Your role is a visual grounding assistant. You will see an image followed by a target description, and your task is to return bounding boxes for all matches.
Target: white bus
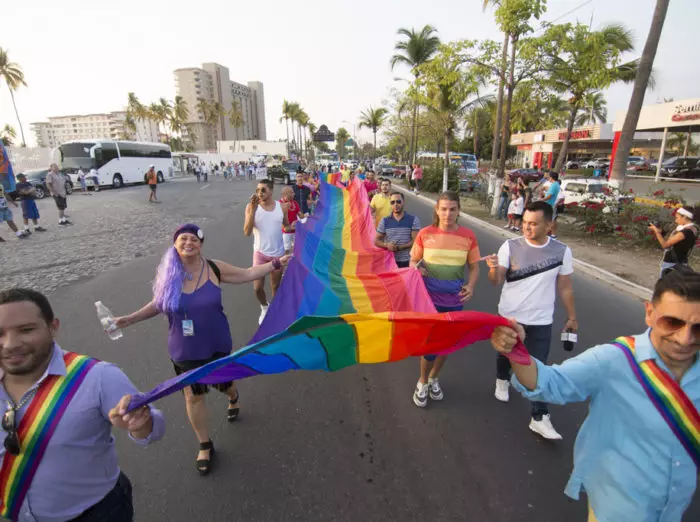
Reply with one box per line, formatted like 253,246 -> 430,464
58,140 -> 173,188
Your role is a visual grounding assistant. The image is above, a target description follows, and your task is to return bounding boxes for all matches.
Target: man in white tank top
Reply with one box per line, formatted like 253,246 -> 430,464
244,179 -> 289,324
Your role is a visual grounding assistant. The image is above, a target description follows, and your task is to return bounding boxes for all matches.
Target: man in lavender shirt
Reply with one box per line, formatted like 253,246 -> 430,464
0,288 -> 166,522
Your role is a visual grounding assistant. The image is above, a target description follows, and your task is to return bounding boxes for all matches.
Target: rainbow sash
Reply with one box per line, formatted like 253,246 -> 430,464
611,336 -> 700,467
0,352 -> 98,520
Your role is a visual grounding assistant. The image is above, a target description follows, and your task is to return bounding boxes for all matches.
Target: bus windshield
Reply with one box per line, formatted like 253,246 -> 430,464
59,143 -> 96,170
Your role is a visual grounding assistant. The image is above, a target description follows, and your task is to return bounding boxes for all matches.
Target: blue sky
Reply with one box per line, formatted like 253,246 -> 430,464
1,0 -> 697,146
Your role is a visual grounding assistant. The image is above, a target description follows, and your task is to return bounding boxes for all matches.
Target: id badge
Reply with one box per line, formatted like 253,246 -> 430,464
182,319 -> 195,337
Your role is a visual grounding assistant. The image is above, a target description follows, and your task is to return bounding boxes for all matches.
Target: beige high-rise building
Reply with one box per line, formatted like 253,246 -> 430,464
174,62 -> 266,152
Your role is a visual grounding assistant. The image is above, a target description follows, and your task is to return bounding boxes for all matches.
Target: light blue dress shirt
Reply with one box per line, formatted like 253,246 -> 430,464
0,344 -> 165,522
512,331 -> 699,522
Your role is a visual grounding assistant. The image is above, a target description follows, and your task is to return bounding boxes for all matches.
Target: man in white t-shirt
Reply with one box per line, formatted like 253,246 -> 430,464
485,200 -> 578,440
243,179 -> 289,324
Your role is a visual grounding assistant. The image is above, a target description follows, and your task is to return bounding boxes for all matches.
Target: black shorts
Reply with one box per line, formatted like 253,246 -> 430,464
396,260 -> 410,268
53,196 -> 67,210
149,184 -> 157,192
172,352 -> 233,395
513,213 -> 522,220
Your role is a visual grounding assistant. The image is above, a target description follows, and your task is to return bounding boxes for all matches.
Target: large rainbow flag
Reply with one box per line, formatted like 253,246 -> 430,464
129,178 -> 528,410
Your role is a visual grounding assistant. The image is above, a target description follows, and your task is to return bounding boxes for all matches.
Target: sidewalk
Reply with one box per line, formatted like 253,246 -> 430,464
395,186 -> 659,301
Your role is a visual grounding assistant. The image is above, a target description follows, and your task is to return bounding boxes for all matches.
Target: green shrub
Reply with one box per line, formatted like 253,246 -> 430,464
421,164 -> 460,193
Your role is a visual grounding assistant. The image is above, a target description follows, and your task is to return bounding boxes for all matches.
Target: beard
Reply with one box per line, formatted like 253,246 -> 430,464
0,337 -> 54,376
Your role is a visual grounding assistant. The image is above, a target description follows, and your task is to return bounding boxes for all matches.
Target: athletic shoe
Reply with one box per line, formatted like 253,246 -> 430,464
23,229 -> 32,235
529,414 -> 562,440
258,304 -> 269,325
503,224 -> 511,229
428,378 -> 444,401
413,381 -> 429,408
17,231 -> 28,239
35,226 -> 47,232
495,379 -> 510,402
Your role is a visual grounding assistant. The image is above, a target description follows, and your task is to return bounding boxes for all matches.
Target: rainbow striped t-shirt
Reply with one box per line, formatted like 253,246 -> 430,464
410,225 -> 481,308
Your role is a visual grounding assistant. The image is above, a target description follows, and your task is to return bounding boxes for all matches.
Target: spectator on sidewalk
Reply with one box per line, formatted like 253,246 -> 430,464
650,206 -> 698,277
497,176 -> 510,220
486,200 -> 577,440
15,173 -> 47,233
45,164 -> 71,225
542,172 -> 561,238
375,192 -> 420,268
412,163 -> 423,194
505,190 -> 524,232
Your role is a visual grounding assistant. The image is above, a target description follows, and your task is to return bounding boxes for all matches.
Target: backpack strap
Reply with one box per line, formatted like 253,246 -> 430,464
207,259 -> 221,283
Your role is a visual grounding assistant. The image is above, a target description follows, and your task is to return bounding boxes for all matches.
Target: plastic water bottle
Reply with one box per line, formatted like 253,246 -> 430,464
95,301 -> 123,340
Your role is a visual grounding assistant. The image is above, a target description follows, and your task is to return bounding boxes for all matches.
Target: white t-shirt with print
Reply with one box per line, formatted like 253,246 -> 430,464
497,237 -> 573,325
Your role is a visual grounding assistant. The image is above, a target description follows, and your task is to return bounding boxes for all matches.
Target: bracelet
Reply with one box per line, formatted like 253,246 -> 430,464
272,258 -> 282,271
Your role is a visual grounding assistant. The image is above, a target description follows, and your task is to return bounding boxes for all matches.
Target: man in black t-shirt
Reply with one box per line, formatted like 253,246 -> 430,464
649,206 -> 697,277
292,176 -> 312,214
15,173 -> 47,234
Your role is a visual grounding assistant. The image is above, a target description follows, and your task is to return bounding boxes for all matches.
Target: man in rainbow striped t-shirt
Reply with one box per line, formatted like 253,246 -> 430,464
488,266 -> 700,522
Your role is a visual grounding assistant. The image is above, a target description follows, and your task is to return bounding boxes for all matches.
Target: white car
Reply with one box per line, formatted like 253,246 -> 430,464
584,158 -> 610,169
557,178 -> 631,213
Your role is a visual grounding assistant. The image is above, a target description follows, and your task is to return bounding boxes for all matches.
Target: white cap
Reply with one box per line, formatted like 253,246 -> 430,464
149,164 -> 155,168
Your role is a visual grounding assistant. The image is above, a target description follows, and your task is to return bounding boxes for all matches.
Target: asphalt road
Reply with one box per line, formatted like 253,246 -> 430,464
42,177 -> 698,521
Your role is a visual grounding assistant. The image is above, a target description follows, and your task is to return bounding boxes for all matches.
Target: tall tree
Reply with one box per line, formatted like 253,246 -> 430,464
390,25 -> 441,164
209,101 -> 224,140
123,113 -> 137,140
0,48 -> 27,146
535,22 -> 638,171
610,0 -> 670,185
358,106 -> 389,159
1,124 -> 16,146
280,100 -> 293,156
228,100 -> 244,152
158,97 -> 173,140
335,127 -> 350,160
575,92 -> 608,125
170,95 -> 189,139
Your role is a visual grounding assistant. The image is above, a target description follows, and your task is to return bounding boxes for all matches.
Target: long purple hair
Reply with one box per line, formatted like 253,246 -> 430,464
152,246 -> 186,313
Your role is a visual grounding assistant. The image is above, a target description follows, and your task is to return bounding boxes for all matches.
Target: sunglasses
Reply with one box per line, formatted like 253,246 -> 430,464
2,409 -> 20,456
656,315 -> 700,336
390,200 -> 403,205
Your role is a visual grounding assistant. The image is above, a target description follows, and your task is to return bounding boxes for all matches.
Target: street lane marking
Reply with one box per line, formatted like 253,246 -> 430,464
200,184 -> 210,190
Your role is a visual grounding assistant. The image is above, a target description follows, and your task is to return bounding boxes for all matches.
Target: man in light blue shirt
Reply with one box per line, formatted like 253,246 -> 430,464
542,172 -> 561,238
489,266 -> 699,522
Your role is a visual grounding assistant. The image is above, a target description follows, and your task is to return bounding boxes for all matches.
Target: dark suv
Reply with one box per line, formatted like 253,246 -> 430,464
267,162 -> 300,184
661,157 -> 700,179
18,169 -> 74,199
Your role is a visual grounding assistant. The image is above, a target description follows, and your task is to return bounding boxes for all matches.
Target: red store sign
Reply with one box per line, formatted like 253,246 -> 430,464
558,129 -> 591,140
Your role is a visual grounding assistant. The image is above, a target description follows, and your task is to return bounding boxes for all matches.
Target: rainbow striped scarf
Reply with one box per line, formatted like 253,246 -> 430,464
611,336 -> 700,467
0,352 -> 98,520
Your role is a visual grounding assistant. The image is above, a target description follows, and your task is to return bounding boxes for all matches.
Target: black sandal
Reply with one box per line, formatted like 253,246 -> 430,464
227,393 -> 240,423
196,440 -> 214,476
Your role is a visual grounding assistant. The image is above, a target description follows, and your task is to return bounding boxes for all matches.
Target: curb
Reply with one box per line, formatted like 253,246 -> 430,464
394,185 -> 653,302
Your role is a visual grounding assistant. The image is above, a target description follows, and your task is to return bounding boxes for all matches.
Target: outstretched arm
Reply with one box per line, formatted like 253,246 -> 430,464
213,258 -> 289,284
114,301 -> 159,328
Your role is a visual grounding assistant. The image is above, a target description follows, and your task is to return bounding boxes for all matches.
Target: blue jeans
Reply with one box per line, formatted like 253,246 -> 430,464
496,323 -> 553,420
497,195 -> 509,219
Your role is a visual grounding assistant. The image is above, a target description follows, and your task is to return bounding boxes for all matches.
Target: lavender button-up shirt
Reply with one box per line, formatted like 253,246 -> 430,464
0,344 -> 165,522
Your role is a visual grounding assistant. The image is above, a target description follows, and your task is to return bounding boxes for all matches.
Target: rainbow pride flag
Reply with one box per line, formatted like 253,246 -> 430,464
128,178 -> 528,410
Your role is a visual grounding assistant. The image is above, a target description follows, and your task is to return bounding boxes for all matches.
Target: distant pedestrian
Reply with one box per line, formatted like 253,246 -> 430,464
89,167 -> 100,192
77,168 -> 88,194
45,163 -> 71,225
650,206 -> 698,277
0,183 -> 28,240
375,192 -> 420,268
146,165 -> 159,203
412,163 -> 423,194
497,176 -> 510,220
15,173 -> 47,233
542,172 -> 561,238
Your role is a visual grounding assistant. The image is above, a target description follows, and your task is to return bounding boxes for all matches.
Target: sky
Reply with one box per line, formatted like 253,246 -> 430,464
2,0 -> 698,148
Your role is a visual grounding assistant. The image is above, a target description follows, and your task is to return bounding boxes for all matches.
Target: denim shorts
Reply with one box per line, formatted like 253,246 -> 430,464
424,304 -> 463,361
0,207 -> 13,222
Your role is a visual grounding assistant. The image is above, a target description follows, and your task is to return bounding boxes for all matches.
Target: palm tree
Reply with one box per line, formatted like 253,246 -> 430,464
575,92 -> 608,126
335,127 -> 350,160
170,95 -> 189,138
0,48 -> 28,146
1,124 -> 16,146
358,106 -> 389,159
123,113 -> 137,140
610,0 -> 670,184
209,101 -> 224,141
296,109 -> 309,160
148,102 -> 166,142
228,100 -> 244,152
158,97 -> 173,140
307,122 -> 318,160
288,102 -> 302,156
390,25 -> 441,164
280,100 -> 293,156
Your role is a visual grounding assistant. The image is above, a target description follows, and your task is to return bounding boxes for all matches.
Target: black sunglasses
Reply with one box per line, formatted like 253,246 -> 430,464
2,409 -> 20,455
390,200 -> 403,205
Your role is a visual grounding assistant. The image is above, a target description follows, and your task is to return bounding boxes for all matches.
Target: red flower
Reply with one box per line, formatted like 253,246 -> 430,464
633,215 -> 649,222
653,190 -> 665,197
614,225 -> 622,231
586,225 -> 596,233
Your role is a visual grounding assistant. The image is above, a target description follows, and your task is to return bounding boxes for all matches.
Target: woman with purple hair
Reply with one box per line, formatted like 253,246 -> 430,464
114,223 -> 290,475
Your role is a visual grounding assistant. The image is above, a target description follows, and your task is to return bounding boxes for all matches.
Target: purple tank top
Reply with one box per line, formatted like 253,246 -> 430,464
167,280 -> 233,362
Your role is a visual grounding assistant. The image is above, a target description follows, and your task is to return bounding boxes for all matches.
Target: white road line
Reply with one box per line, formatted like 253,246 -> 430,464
200,184 -> 210,190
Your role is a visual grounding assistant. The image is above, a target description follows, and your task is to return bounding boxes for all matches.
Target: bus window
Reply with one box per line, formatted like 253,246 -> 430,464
59,142 -> 96,170
95,142 -> 118,168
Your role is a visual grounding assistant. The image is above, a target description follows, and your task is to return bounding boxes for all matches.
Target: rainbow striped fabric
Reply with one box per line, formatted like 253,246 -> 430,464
0,353 -> 98,520
612,336 -> 700,467
128,178 -> 529,410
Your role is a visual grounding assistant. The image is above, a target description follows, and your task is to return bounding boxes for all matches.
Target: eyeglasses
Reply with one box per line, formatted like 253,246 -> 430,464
2,409 -> 20,455
657,315 -> 700,336
390,200 -> 402,205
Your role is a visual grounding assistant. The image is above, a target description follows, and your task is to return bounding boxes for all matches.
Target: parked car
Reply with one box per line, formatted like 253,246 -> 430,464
392,166 -> 407,178
583,158 -> 610,169
19,168 -> 74,199
267,161 -> 300,184
381,165 -> 395,177
556,178 -> 632,213
565,160 -> 582,170
660,156 -> 700,179
507,168 -> 545,184
626,156 -> 653,172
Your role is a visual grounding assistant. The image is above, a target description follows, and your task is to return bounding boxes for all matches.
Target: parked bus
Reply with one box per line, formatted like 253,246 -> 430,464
57,140 -> 173,188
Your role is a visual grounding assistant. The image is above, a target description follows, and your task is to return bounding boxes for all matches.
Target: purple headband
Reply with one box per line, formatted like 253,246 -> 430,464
173,224 -> 204,243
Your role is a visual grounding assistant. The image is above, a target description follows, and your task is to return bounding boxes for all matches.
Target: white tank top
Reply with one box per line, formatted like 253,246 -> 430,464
253,201 -> 285,256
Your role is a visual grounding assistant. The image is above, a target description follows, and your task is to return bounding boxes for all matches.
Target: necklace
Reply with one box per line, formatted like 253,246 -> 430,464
184,259 -> 203,281
5,387 -> 38,413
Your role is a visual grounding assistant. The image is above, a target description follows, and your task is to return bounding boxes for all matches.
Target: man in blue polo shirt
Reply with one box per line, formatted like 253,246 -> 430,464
375,191 -> 420,268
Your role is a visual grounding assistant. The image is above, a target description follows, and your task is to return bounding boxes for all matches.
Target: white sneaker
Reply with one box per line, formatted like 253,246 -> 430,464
428,378 -> 444,401
494,379 -> 510,402
529,414 -> 563,440
413,381 -> 429,408
258,305 -> 268,325
503,224 -> 511,229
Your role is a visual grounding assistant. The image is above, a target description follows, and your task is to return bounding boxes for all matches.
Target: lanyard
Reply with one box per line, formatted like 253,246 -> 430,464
182,258 -> 206,320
